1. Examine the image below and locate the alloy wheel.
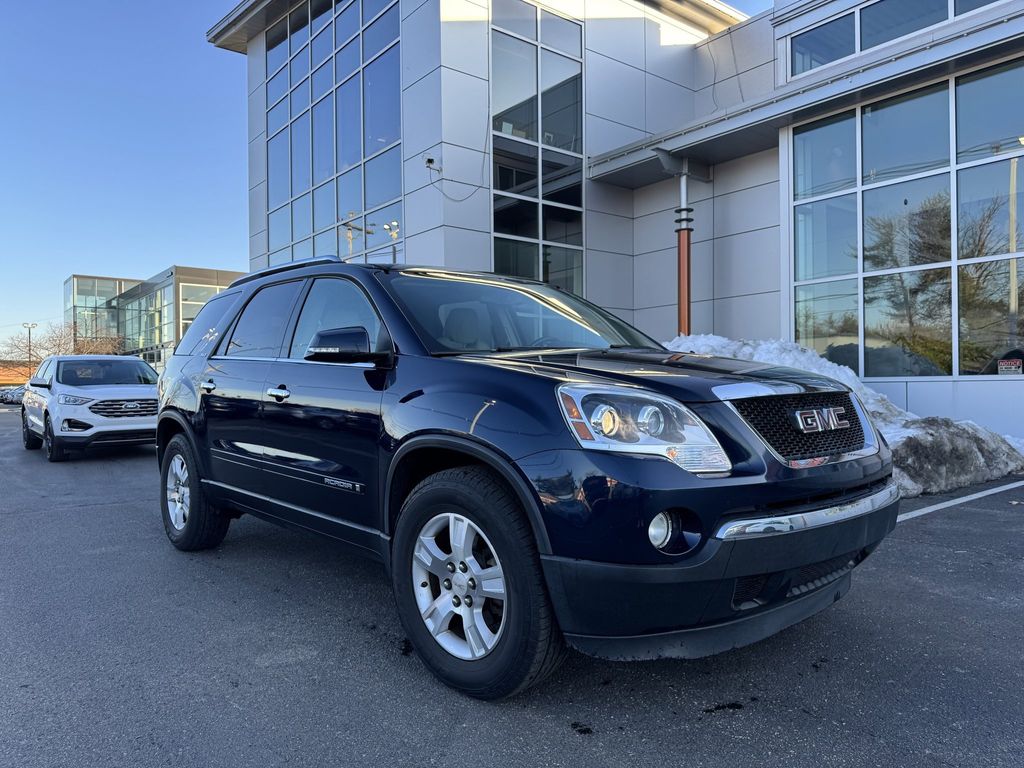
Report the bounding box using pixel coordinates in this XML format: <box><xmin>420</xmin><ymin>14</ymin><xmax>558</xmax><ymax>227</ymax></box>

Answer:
<box><xmin>165</xmin><ymin>454</ymin><xmax>191</xmax><ymax>531</ymax></box>
<box><xmin>411</xmin><ymin>512</ymin><xmax>507</xmax><ymax>661</ymax></box>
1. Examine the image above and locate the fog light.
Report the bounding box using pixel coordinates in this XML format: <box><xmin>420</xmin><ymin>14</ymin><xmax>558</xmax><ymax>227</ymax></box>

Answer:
<box><xmin>648</xmin><ymin>512</ymin><xmax>673</xmax><ymax>550</ymax></box>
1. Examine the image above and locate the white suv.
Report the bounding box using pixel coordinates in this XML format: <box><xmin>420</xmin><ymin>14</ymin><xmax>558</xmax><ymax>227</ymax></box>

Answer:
<box><xmin>21</xmin><ymin>355</ymin><xmax>159</xmax><ymax>462</ymax></box>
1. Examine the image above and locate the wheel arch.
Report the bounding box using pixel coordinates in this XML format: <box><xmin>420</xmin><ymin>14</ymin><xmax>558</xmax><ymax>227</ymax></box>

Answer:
<box><xmin>157</xmin><ymin>410</ymin><xmax>205</xmax><ymax>474</ymax></box>
<box><xmin>384</xmin><ymin>435</ymin><xmax>552</xmax><ymax>560</ymax></box>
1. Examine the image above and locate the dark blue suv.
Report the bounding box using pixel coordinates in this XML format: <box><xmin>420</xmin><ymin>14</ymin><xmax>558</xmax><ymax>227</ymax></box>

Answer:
<box><xmin>157</xmin><ymin>257</ymin><xmax>899</xmax><ymax>699</ymax></box>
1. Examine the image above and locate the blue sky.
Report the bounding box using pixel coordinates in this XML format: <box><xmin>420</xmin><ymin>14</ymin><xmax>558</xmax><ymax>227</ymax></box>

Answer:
<box><xmin>0</xmin><ymin>1</ymin><xmax>244</xmax><ymax>337</ymax></box>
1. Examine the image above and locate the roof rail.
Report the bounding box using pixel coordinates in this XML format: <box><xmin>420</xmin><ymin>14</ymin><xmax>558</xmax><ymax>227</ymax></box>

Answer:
<box><xmin>227</xmin><ymin>255</ymin><xmax>342</xmax><ymax>288</ymax></box>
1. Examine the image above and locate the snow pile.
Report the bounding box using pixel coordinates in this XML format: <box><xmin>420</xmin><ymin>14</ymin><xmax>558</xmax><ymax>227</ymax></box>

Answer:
<box><xmin>665</xmin><ymin>334</ymin><xmax>1024</xmax><ymax>498</ymax></box>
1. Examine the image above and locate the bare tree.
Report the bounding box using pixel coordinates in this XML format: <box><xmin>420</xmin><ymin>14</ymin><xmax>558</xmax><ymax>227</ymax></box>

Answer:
<box><xmin>0</xmin><ymin>321</ymin><xmax>125</xmax><ymax>363</ymax></box>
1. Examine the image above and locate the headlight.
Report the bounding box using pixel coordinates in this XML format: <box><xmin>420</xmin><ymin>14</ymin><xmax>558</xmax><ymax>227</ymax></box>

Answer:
<box><xmin>58</xmin><ymin>394</ymin><xmax>93</xmax><ymax>406</ymax></box>
<box><xmin>557</xmin><ymin>384</ymin><xmax>731</xmax><ymax>474</ymax></box>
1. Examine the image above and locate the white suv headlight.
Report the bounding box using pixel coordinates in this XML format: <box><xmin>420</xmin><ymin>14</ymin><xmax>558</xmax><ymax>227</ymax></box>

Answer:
<box><xmin>556</xmin><ymin>384</ymin><xmax>732</xmax><ymax>474</ymax></box>
<box><xmin>58</xmin><ymin>394</ymin><xmax>94</xmax><ymax>406</ymax></box>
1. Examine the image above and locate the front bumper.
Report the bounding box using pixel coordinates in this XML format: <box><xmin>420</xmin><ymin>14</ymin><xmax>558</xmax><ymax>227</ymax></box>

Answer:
<box><xmin>54</xmin><ymin>408</ymin><xmax>156</xmax><ymax>449</ymax></box>
<box><xmin>540</xmin><ymin>482</ymin><xmax>899</xmax><ymax>660</ymax></box>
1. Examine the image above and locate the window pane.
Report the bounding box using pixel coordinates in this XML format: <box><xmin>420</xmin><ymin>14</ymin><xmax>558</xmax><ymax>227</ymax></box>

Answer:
<box><xmin>959</xmin><ymin>258</ymin><xmax>1024</xmax><ymax>374</ymax></box>
<box><xmin>363</xmin><ymin>5</ymin><xmax>398</xmax><ymax>62</ymax></box>
<box><xmin>290</xmin><ymin>76</ymin><xmax>309</xmax><ymax>119</ymax></box>
<box><xmin>865</xmin><ymin>268</ymin><xmax>952</xmax><ymax>376</ymax></box>
<box><xmin>311</xmin><ymin>0</ymin><xmax>333</xmax><ymax>32</ymax></box>
<box><xmin>861</xmin><ymin>0</ymin><xmax>947</xmax><ymax>50</ymax></box>
<box><xmin>340</xmin><ymin>219</ymin><xmax>365</xmax><ymax>257</ymax></box>
<box><xmin>956</xmin><ymin>60</ymin><xmax>1024</xmax><ymax>162</ymax></box>
<box><xmin>266</xmin><ymin>18</ymin><xmax>288</xmax><ymax>74</ymax></box>
<box><xmin>863</xmin><ymin>174</ymin><xmax>950</xmax><ymax>271</ymax></box>
<box><xmin>493</xmin><ymin>0</ymin><xmax>536</xmax><ymax>38</ymax></box>
<box><xmin>365</xmin><ymin>201</ymin><xmax>402</xmax><ymax>249</ymax></box>
<box><xmin>290</xmin><ymin>45</ymin><xmax>310</xmax><ymax>87</ymax></box>
<box><xmin>338</xmin><ymin>165</ymin><xmax>363</xmax><ymax>222</ymax></box>
<box><xmin>268</xmin><ymin>128</ymin><xmax>290</xmax><ymax>208</ymax></box>
<box><xmin>495</xmin><ymin>238</ymin><xmax>539</xmax><ymax>279</ymax></box>
<box><xmin>363</xmin><ymin>45</ymin><xmax>400</xmax><ymax>154</ymax></box>
<box><xmin>791</xmin><ymin>14</ymin><xmax>854</xmax><ymax>76</ymax></box>
<box><xmin>290</xmin><ymin>3</ymin><xmax>310</xmax><ymax>52</ymax></box>
<box><xmin>291</xmin><ymin>111</ymin><xmax>312</xmax><ymax>194</ymax></box>
<box><xmin>542</xmin><ymin>205</ymin><xmax>582</xmax><ymax>245</ymax></box>
<box><xmin>290</xmin><ymin>278</ymin><xmax>384</xmax><ymax>357</ymax></box>
<box><xmin>267</xmin><ymin>68</ymin><xmax>288</xmax><ymax>105</ymax></box>
<box><xmin>269</xmin><ymin>247</ymin><xmax>291</xmax><ymax>266</ymax></box>
<box><xmin>793</xmin><ymin>112</ymin><xmax>856</xmax><ymax>199</ymax></box>
<box><xmin>794</xmin><ymin>193</ymin><xmax>857</xmax><ymax>280</ymax></box>
<box><xmin>958</xmin><ymin>159</ymin><xmax>1024</xmax><ymax>261</ymax></box>
<box><xmin>541</xmin><ymin>11</ymin><xmax>580</xmax><ymax>57</ymax></box>
<box><xmin>314</xmin><ymin>229</ymin><xmax>336</xmax><ymax>256</ymax></box>
<box><xmin>312</xmin><ymin>94</ymin><xmax>334</xmax><ymax>184</ymax></box>
<box><xmin>337</xmin><ymin>75</ymin><xmax>361</xmax><ymax>170</ymax></box>
<box><xmin>543</xmin><ymin>246</ymin><xmax>582</xmax><ymax>294</ymax></box>
<box><xmin>365</xmin><ymin>145</ymin><xmax>401</xmax><ymax>208</ymax></box>
<box><xmin>363</xmin><ymin>0</ymin><xmax>391</xmax><ymax>23</ymax></box>
<box><xmin>313</xmin><ymin>60</ymin><xmax>332</xmax><ymax>101</ymax></box>
<box><xmin>293</xmin><ymin>192</ymin><xmax>313</xmax><ymax>240</ymax></box>
<box><xmin>336</xmin><ymin>0</ymin><xmax>359</xmax><ymax>44</ymax></box>
<box><xmin>955</xmin><ymin>0</ymin><xmax>998</xmax><ymax>11</ymax></box>
<box><xmin>312</xmin><ymin>23</ymin><xmax>333</xmax><ymax>65</ymax></box>
<box><xmin>226</xmin><ymin>281</ymin><xmax>303</xmax><ymax>358</ymax></box>
<box><xmin>540</xmin><ymin>51</ymin><xmax>582</xmax><ymax>152</ymax></box>
<box><xmin>541</xmin><ymin>151</ymin><xmax>581</xmax><ymax>207</ymax></box>
<box><xmin>336</xmin><ymin>39</ymin><xmax>359</xmax><ymax>83</ymax></box>
<box><xmin>862</xmin><ymin>84</ymin><xmax>948</xmax><ymax>183</ymax></box>
<box><xmin>294</xmin><ymin>238</ymin><xmax>314</xmax><ymax>261</ymax></box>
<box><xmin>492</xmin><ymin>32</ymin><xmax>537</xmax><ymax>141</ymax></box>
<box><xmin>314</xmin><ymin>181</ymin><xmax>336</xmax><ymax>231</ymax></box>
<box><xmin>268</xmin><ymin>99</ymin><xmax>289</xmax><ymax>135</ymax></box>
<box><xmin>795</xmin><ymin>279</ymin><xmax>860</xmax><ymax>373</ymax></box>
<box><xmin>269</xmin><ymin>204</ymin><xmax>291</xmax><ymax>251</ymax></box>
<box><xmin>494</xmin><ymin>195</ymin><xmax>538</xmax><ymax>238</ymax></box>
<box><xmin>494</xmin><ymin>136</ymin><xmax>538</xmax><ymax>197</ymax></box>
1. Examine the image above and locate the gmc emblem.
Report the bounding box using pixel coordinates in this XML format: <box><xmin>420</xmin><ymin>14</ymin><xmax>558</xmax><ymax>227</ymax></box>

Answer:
<box><xmin>793</xmin><ymin>406</ymin><xmax>850</xmax><ymax>433</ymax></box>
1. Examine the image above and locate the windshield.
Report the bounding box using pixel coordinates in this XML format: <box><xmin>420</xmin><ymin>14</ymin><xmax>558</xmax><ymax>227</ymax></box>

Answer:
<box><xmin>56</xmin><ymin>359</ymin><xmax>159</xmax><ymax>386</ymax></box>
<box><xmin>378</xmin><ymin>270</ymin><xmax>662</xmax><ymax>355</ymax></box>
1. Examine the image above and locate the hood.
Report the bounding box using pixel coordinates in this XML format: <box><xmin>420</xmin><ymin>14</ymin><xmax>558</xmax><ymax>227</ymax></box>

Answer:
<box><xmin>62</xmin><ymin>383</ymin><xmax>158</xmax><ymax>399</ymax></box>
<box><xmin>461</xmin><ymin>348</ymin><xmax>848</xmax><ymax>402</ymax></box>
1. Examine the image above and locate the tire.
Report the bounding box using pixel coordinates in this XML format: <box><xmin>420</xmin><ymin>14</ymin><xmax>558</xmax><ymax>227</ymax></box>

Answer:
<box><xmin>43</xmin><ymin>416</ymin><xmax>67</xmax><ymax>462</ymax></box>
<box><xmin>391</xmin><ymin>465</ymin><xmax>566</xmax><ymax>700</ymax></box>
<box><xmin>160</xmin><ymin>434</ymin><xmax>230</xmax><ymax>551</ymax></box>
<box><xmin>22</xmin><ymin>411</ymin><xmax>41</xmax><ymax>450</ymax></box>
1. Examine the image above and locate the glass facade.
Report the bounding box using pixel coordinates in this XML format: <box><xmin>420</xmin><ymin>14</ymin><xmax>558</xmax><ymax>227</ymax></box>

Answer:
<box><xmin>490</xmin><ymin>0</ymin><xmax>584</xmax><ymax>294</ymax></box>
<box><xmin>64</xmin><ymin>276</ymin><xmax>140</xmax><ymax>346</ymax></box>
<box><xmin>791</xmin><ymin>58</ymin><xmax>1024</xmax><ymax>378</ymax></box>
<box><xmin>264</xmin><ymin>0</ymin><xmax>402</xmax><ymax>266</ymax></box>
<box><xmin>789</xmin><ymin>0</ymin><xmax>1003</xmax><ymax>77</ymax></box>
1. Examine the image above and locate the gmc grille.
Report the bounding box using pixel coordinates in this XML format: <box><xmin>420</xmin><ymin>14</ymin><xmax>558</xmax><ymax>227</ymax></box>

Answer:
<box><xmin>88</xmin><ymin>399</ymin><xmax>159</xmax><ymax>418</ymax></box>
<box><xmin>732</xmin><ymin>391</ymin><xmax>866</xmax><ymax>462</ymax></box>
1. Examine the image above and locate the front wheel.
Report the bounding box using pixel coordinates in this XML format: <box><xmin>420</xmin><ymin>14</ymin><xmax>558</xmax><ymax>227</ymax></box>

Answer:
<box><xmin>160</xmin><ymin>434</ymin><xmax>230</xmax><ymax>551</ymax></box>
<box><xmin>391</xmin><ymin>466</ymin><xmax>566</xmax><ymax>700</ymax></box>
<box><xmin>22</xmin><ymin>411</ymin><xmax>41</xmax><ymax>450</ymax></box>
<box><xmin>43</xmin><ymin>416</ymin><xmax>67</xmax><ymax>462</ymax></box>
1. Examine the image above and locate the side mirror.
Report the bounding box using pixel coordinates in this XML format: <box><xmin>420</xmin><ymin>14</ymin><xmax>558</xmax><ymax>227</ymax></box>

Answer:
<box><xmin>28</xmin><ymin>377</ymin><xmax>50</xmax><ymax>389</ymax></box>
<box><xmin>304</xmin><ymin>326</ymin><xmax>393</xmax><ymax>367</ymax></box>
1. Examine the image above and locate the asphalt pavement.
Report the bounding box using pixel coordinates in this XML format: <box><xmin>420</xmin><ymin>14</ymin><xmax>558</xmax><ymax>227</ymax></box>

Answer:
<box><xmin>1</xmin><ymin>408</ymin><xmax>1021</xmax><ymax>767</ymax></box>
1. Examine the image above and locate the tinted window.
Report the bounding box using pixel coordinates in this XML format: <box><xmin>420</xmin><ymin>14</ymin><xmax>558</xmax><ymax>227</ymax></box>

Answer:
<box><xmin>794</xmin><ymin>193</ymin><xmax>858</xmax><ymax>280</ymax></box>
<box><xmin>795</xmin><ymin>279</ymin><xmax>860</xmax><ymax>374</ymax></box>
<box><xmin>57</xmin><ymin>359</ymin><xmax>159</xmax><ymax>386</ymax></box>
<box><xmin>492</xmin><ymin>32</ymin><xmax>537</xmax><ymax>141</ymax></box>
<box><xmin>791</xmin><ymin>15</ymin><xmax>854</xmax><ymax>76</ymax></box>
<box><xmin>793</xmin><ymin>112</ymin><xmax>856</xmax><ymax>199</ymax></box>
<box><xmin>864</xmin><ymin>267</ymin><xmax>952</xmax><ymax>376</ymax></box>
<box><xmin>363</xmin><ymin>45</ymin><xmax>400</xmax><ymax>154</ymax></box>
<box><xmin>958</xmin><ymin>160</ymin><xmax>1024</xmax><ymax>260</ymax></box>
<box><xmin>863</xmin><ymin>174</ymin><xmax>951</xmax><ymax>271</ymax></box>
<box><xmin>956</xmin><ymin>60</ymin><xmax>1024</xmax><ymax>162</ymax></box>
<box><xmin>364</xmin><ymin>145</ymin><xmax>401</xmax><ymax>208</ymax></box>
<box><xmin>862</xmin><ymin>84</ymin><xmax>948</xmax><ymax>184</ymax></box>
<box><xmin>493</xmin><ymin>0</ymin><xmax>536</xmax><ymax>39</ymax></box>
<box><xmin>540</xmin><ymin>51</ymin><xmax>581</xmax><ymax>153</ymax></box>
<box><xmin>290</xmin><ymin>278</ymin><xmax>386</xmax><ymax>357</ymax></box>
<box><xmin>861</xmin><ymin>0</ymin><xmax>947</xmax><ymax>50</ymax></box>
<box><xmin>175</xmin><ymin>293</ymin><xmax>242</xmax><ymax>357</ymax></box>
<box><xmin>336</xmin><ymin>75</ymin><xmax>361</xmax><ymax>170</ymax></box>
<box><xmin>541</xmin><ymin>11</ymin><xmax>580</xmax><ymax>57</ymax></box>
<box><xmin>225</xmin><ymin>281</ymin><xmax>304</xmax><ymax>358</ymax></box>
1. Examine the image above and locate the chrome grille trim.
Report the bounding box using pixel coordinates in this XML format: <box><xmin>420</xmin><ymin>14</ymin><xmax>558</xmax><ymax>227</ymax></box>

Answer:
<box><xmin>88</xmin><ymin>399</ymin><xmax>159</xmax><ymax>418</ymax></box>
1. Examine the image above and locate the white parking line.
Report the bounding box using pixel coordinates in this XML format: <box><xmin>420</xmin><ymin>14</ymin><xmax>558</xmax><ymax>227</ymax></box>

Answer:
<box><xmin>897</xmin><ymin>479</ymin><xmax>1024</xmax><ymax>524</ymax></box>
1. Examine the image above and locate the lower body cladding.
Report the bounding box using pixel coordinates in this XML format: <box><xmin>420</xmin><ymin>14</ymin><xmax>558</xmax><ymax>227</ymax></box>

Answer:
<box><xmin>521</xmin><ymin>449</ymin><xmax>899</xmax><ymax>661</ymax></box>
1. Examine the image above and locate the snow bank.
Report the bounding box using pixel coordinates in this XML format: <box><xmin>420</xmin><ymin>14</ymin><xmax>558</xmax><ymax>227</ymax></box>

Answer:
<box><xmin>664</xmin><ymin>334</ymin><xmax>1024</xmax><ymax>498</ymax></box>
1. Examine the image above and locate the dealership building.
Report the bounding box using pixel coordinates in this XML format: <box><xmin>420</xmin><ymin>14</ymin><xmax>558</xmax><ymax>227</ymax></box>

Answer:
<box><xmin>208</xmin><ymin>0</ymin><xmax>1024</xmax><ymax>433</ymax></box>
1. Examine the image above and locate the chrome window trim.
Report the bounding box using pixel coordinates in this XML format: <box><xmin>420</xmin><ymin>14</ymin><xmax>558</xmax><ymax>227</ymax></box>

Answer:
<box><xmin>207</xmin><ymin>354</ymin><xmax>375</xmax><ymax>368</ymax></box>
<box><xmin>714</xmin><ymin>480</ymin><xmax>900</xmax><ymax>540</ymax></box>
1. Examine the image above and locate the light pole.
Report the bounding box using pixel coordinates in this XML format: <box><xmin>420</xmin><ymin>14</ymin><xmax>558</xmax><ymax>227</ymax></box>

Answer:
<box><xmin>21</xmin><ymin>322</ymin><xmax>38</xmax><ymax>367</ymax></box>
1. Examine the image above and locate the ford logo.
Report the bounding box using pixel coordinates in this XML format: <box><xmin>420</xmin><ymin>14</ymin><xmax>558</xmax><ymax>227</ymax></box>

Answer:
<box><xmin>122</xmin><ymin>401</ymin><xmax>141</xmax><ymax>410</ymax></box>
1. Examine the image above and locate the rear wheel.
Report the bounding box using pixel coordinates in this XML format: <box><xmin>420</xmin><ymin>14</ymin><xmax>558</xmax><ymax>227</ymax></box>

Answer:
<box><xmin>160</xmin><ymin>434</ymin><xmax>230</xmax><ymax>551</ymax></box>
<box><xmin>43</xmin><ymin>416</ymin><xmax>67</xmax><ymax>462</ymax></box>
<box><xmin>391</xmin><ymin>466</ymin><xmax>566</xmax><ymax>700</ymax></box>
<box><xmin>22</xmin><ymin>411</ymin><xmax>41</xmax><ymax>450</ymax></box>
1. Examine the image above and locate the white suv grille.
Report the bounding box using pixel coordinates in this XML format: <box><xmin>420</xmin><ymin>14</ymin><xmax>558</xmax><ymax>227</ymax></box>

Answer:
<box><xmin>88</xmin><ymin>399</ymin><xmax>159</xmax><ymax>418</ymax></box>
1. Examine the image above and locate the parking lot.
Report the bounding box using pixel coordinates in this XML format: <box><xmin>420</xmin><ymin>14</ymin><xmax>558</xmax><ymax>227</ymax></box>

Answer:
<box><xmin>1</xmin><ymin>406</ymin><xmax>1021</xmax><ymax>768</ymax></box>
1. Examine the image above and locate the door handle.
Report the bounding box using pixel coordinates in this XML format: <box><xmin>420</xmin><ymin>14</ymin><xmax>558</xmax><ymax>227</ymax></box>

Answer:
<box><xmin>199</xmin><ymin>380</ymin><xmax>216</xmax><ymax>393</ymax></box>
<box><xmin>266</xmin><ymin>386</ymin><xmax>291</xmax><ymax>401</ymax></box>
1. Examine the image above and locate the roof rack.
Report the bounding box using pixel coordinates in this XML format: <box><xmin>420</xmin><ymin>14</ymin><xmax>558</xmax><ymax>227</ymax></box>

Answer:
<box><xmin>227</xmin><ymin>255</ymin><xmax>342</xmax><ymax>289</ymax></box>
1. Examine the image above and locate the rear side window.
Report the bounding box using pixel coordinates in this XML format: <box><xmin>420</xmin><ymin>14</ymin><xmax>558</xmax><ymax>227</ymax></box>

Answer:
<box><xmin>175</xmin><ymin>292</ymin><xmax>242</xmax><ymax>357</ymax></box>
<box><xmin>288</xmin><ymin>278</ymin><xmax>386</xmax><ymax>358</ymax></box>
<box><xmin>223</xmin><ymin>281</ymin><xmax>304</xmax><ymax>358</ymax></box>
